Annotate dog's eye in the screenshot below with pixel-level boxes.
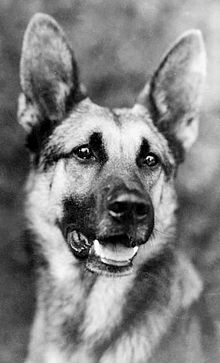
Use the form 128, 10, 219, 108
143, 153, 160, 168
73, 145, 95, 161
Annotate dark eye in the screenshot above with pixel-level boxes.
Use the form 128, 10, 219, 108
143, 153, 160, 168
73, 145, 95, 161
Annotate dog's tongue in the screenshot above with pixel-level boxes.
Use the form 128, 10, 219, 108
93, 240, 138, 266
86, 240, 138, 276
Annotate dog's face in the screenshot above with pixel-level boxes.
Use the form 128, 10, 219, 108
18, 14, 206, 276
38, 99, 174, 276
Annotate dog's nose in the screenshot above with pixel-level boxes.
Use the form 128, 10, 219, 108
107, 192, 150, 223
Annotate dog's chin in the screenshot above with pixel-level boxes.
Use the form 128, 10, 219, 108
67, 230, 139, 277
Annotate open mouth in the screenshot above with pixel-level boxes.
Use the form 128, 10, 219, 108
67, 230, 138, 276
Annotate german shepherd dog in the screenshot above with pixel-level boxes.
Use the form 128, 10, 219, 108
18, 14, 207, 363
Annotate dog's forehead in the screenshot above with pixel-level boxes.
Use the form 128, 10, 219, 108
113, 104, 163, 145
49, 98, 169, 157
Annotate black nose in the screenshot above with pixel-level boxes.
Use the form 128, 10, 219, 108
107, 192, 150, 223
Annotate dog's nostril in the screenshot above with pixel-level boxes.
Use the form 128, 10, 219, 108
135, 202, 149, 219
109, 201, 129, 216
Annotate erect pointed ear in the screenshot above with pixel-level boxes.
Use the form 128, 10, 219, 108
138, 30, 206, 155
18, 13, 85, 137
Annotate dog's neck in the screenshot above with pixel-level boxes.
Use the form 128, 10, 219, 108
30, 240, 202, 363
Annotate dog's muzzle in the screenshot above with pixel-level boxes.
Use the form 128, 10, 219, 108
65, 188, 154, 276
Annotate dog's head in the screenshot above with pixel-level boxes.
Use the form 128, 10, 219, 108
18, 14, 206, 277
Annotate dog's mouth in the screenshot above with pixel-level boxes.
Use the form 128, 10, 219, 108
67, 230, 138, 276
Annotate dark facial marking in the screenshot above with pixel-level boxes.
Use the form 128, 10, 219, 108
136, 138, 150, 168
89, 132, 108, 164
59, 196, 97, 242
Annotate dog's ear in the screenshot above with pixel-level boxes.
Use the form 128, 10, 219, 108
18, 13, 84, 136
138, 30, 206, 153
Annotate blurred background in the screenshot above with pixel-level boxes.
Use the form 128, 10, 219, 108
0, 0, 220, 361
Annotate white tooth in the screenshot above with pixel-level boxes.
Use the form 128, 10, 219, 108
79, 232, 88, 244
73, 230, 80, 243
93, 240, 138, 262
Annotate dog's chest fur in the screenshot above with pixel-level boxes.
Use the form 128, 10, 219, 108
27, 250, 202, 363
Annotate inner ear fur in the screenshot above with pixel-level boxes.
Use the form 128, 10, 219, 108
138, 30, 206, 154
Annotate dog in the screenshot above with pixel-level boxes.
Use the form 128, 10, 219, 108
18, 13, 209, 363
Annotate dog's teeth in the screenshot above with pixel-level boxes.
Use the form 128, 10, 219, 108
78, 232, 88, 245
67, 231, 78, 247
74, 231, 81, 243
67, 230, 88, 246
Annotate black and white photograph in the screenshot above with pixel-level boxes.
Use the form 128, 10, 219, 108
0, 1, 220, 362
